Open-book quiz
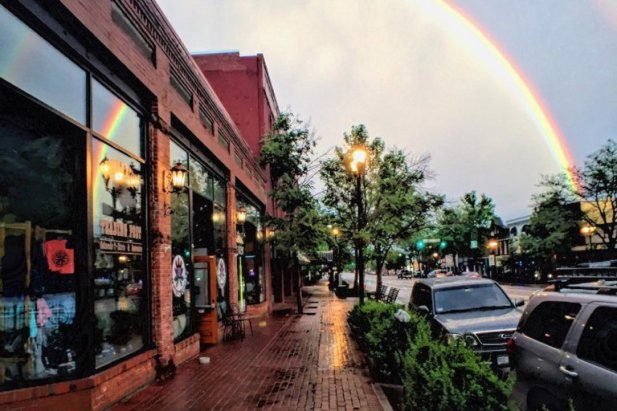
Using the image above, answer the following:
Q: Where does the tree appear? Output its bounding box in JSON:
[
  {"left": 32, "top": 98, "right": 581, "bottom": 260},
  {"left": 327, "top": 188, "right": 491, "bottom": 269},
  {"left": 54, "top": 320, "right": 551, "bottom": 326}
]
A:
[
  {"left": 546, "top": 139, "right": 617, "bottom": 250},
  {"left": 519, "top": 189, "right": 581, "bottom": 274},
  {"left": 437, "top": 191, "right": 497, "bottom": 270},
  {"left": 320, "top": 125, "right": 442, "bottom": 293},
  {"left": 260, "top": 113, "right": 326, "bottom": 313}
]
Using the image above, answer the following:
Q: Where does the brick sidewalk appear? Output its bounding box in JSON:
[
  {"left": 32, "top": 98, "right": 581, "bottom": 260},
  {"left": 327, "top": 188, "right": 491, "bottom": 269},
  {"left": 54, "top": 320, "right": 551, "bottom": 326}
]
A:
[{"left": 113, "top": 283, "right": 382, "bottom": 411}]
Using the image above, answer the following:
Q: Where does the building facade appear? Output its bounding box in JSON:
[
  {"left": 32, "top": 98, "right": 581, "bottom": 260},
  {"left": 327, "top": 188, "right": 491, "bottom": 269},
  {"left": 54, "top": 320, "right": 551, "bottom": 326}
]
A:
[{"left": 0, "top": 1, "right": 277, "bottom": 409}]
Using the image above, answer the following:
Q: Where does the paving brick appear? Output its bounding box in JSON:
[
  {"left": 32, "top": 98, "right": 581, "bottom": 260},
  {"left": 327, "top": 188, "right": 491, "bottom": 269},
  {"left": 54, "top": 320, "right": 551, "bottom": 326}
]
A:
[{"left": 112, "top": 282, "right": 382, "bottom": 410}]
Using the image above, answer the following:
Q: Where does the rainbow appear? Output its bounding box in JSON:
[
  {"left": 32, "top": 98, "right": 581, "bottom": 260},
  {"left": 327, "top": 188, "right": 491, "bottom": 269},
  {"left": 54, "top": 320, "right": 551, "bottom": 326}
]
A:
[
  {"left": 417, "top": 0, "right": 580, "bottom": 191},
  {"left": 100, "top": 99, "right": 132, "bottom": 141}
]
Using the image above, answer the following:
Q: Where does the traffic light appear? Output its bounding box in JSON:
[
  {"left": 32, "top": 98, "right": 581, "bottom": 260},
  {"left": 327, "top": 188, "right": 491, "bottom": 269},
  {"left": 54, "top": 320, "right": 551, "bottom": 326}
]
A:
[
  {"left": 416, "top": 240, "right": 425, "bottom": 250},
  {"left": 439, "top": 240, "right": 447, "bottom": 250}
]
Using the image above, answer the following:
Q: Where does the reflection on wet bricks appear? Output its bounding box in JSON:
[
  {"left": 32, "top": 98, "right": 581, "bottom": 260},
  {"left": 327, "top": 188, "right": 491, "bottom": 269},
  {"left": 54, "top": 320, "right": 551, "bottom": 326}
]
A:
[{"left": 113, "top": 281, "right": 382, "bottom": 410}]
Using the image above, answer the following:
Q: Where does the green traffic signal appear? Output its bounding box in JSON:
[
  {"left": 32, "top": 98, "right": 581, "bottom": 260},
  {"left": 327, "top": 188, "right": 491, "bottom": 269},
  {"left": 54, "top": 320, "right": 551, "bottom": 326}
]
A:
[
  {"left": 416, "top": 240, "right": 425, "bottom": 250},
  {"left": 439, "top": 240, "right": 447, "bottom": 250}
]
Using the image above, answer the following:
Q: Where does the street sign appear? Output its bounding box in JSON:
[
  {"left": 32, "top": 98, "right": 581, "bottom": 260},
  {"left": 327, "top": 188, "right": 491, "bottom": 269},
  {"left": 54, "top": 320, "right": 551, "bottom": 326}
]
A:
[{"left": 470, "top": 240, "right": 478, "bottom": 249}]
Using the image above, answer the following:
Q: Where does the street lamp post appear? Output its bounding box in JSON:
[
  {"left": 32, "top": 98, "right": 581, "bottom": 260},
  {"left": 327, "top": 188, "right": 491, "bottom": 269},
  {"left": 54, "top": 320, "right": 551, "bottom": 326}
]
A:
[
  {"left": 331, "top": 227, "right": 341, "bottom": 272},
  {"left": 580, "top": 225, "right": 596, "bottom": 263},
  {"left": 349, "top": 145, "right": 368, "bottom": 305},
  {"left": 487, "top": 239, "right": 498, "bottom": 279}
]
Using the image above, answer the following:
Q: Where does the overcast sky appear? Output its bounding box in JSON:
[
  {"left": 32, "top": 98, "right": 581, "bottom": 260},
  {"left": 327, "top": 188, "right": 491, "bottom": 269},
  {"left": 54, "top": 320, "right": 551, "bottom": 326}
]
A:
[{"left": 156, "top": 0, "right": 617, "bottom": 220}]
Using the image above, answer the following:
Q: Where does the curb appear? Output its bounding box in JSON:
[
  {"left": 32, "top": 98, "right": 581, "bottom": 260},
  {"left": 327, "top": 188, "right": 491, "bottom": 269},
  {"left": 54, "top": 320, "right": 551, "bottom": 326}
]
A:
[{"left": 372, "top": 383, "right": 394, "bottom": 411}]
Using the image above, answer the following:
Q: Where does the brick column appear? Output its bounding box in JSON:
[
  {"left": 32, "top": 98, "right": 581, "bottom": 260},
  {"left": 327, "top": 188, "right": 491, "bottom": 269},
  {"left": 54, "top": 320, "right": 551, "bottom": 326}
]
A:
[
  {"left": 226, "top": 180, "right": 238, "bottom": 306},
  {"left": 148, "top": 117, "right": 174, "bottom": 364}
]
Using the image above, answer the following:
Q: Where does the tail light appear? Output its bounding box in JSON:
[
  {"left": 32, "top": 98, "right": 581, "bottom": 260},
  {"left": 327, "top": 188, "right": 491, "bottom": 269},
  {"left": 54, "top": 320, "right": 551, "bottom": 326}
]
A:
[{"left": 506, "top": 338, "right": 515, "bottom": 356}]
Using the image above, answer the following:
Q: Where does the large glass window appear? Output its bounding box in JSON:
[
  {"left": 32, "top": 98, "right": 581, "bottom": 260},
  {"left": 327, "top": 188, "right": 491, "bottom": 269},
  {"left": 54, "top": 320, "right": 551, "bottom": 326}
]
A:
[
  {"left": 522, "top": 302, "right": 580, "bottom": 349},
  {"left": 170, "top": 143, "right": 191, "bottom": 341},
  {"left": 92, "top": 140, "right": 145, "bottom": 368},
  {"left": 92, "top": 80, "right": 141, "bottom": 157},
  {"left": 0, "top": 5, "right": 86, "bottom": 124},
  {"left": 236, "top": 198, "right": 264, "bottom": 308},
  {"left": 0, "top": 85, "right": 81, "bottom": 389},
  {"left": 577, "top": 306, "right": 617, "bottom": 373},
  {"left": 170, "top": 140, "right": 229, "bottom": 337}
]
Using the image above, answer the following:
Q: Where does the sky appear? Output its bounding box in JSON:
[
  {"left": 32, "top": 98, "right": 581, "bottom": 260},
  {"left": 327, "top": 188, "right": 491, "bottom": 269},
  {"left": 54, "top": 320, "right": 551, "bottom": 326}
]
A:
[{"left": 156, "top": 0, "right": 617, "bottom": 220}]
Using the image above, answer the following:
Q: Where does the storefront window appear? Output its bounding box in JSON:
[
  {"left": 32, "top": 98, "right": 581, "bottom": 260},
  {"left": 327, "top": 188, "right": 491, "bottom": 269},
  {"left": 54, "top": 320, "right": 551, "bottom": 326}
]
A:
[
  {"left": 170, "top": 142, "right": 191, "bottom": 341},
  {"left": 92, "top": 80, "right": 141, "bottom": 157},
  {"left": 92, "top": 140, "right": 145, "bottom": 368},
  {"left": 0, "top": 86, "right": 81, "bottom": 389},
  {"left": 236, "top": 197, "right": 264, "bottom": 307},
  {"left": 0, "top": 5, "right": 86, "bottom": 124}
]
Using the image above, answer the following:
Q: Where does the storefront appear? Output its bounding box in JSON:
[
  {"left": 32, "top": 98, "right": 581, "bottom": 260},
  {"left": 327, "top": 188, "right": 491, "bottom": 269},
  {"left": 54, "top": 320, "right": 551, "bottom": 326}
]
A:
[
  {"left": 235, "top": 189, "right": 265, "bottom": 312},
  {"left": 169, "top": 131, "right": 229, "bottom": 342},
  {"left": 0, "top": 3, "right": 148, "bottom": 390},
  {"left": 0, "top": 1, "right": 276, "bottom": 408}
]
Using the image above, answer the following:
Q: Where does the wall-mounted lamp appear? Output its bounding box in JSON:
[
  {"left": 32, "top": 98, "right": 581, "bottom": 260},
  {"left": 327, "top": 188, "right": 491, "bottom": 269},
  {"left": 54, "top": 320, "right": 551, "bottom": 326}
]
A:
[
  {"left": 212, "top": 210, "right": 225, "bottom": 224},
  {"left": 236, "top": 207, "right": 247, "bottom": 224},
  {"left": 163, "top": 162, "right": 188, "bottom": 194}
]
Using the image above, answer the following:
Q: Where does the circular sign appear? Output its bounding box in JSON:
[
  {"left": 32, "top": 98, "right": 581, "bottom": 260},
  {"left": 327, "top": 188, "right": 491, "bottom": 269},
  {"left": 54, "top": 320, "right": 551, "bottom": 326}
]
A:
[
  {"left": 217, "top": 258, "right": 227, "bottom": 291},
  {"left": 172, "top": 255, "right": 187, "bottom": 298}
]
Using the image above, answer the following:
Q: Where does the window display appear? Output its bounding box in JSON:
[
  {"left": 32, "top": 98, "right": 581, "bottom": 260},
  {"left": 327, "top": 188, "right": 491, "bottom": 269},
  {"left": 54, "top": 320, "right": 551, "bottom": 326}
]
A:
[
  {"left": 236, "top": 198, "right": 264, "bottom": 306},
  {"left": 0, "top": 87, "right": 80, "bottom": 389},
  {"left": 92, "top": 140, "right": 145, "bottom": 368},
  {"left": 170, "top": 139, "right": 228, "bottom": 332},
  {"left": 170, "top": 143, "right": 191, "bottom": 341}
]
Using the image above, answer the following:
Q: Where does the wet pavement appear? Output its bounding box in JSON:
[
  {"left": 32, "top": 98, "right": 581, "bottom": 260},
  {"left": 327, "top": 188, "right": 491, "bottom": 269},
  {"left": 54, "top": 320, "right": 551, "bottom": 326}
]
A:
[{"left": 113, "top": 282, "right": 382, "bottom": 410}]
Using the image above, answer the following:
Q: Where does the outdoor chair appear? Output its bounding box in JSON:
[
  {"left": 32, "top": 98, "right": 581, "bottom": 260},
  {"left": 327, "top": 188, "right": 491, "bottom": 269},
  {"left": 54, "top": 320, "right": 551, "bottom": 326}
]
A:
[
  {"left": 368, "top": 285, "right": 388, "bottom": 301},
  {"left": 220, "top": 302, "right": 253, "bottom": 341},
  {"left": 384, "top": 287, "right": 399, "bottom": 304}
]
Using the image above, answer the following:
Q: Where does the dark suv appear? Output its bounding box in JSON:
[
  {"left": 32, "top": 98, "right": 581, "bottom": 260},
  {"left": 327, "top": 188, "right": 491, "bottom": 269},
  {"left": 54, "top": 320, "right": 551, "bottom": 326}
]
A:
[
  {"left": 408, "top": 277, "right": 524, "bottom": 371},
  {"left": 510, "top": 280, "right": 617, "bottom": 410}
]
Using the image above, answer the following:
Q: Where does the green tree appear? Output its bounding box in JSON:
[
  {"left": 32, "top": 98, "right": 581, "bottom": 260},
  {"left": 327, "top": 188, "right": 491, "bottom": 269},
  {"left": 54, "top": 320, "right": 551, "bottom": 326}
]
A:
[
  {"left": 437, "top": 191, "right": 497, "bottom": 269},
  {"left": 320, "top": 125, "right": 442, "bottom": 293},
  {"left": 260, "top": 113, "right": 326, "bottom": 313},
  {"left": 546, "top": 139, "right": 617, "bottom": 249},
  {"left": 519, "top": 189, "right": 580, "bottom": 274}
]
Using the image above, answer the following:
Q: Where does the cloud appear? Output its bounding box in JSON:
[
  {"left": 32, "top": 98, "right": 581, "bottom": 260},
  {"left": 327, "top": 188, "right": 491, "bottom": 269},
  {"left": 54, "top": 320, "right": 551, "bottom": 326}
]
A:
[{"left": 155, "top": 0, "right": 606, "bottom": 219}]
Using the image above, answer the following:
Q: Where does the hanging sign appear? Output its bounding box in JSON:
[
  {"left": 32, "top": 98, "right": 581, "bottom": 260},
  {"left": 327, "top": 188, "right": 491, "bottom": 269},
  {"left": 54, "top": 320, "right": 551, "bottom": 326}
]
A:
[
  {"left": 217, "top": 258, "right": 227, "bottom": 291},
  {"left": 172, "top": 255, "right": 187, "bottom": 298}
]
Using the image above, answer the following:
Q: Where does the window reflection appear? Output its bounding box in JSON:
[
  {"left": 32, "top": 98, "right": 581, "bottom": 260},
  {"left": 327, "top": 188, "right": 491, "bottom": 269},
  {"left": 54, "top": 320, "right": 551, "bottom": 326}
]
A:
[
  {"left": 92, "top": 80, "right": 141, "bottom": 157},
  {"left": 0, "top": 5, "right": 86, "bottom": 123},
  {"left": 92, "top": 140, "right": 145, "bottom": 368},
  {"left": 0, "top": 88, "right": 80, "bottom": 388}
]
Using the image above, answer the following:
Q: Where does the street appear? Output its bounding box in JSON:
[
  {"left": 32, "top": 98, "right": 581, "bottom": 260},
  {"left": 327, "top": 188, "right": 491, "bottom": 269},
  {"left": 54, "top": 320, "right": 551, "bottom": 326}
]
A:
[{"left": 340, "top": 272, "right": 543, "bottom": 305}]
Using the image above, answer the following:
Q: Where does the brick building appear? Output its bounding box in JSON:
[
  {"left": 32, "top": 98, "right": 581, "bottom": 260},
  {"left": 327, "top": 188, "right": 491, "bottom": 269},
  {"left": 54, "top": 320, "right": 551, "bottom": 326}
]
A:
[
  {"left": 0, "top": 0, "right": 281, "bottom": 409},
  {"left": 193, "top": 52, "right": 295, "bottom": 303}
]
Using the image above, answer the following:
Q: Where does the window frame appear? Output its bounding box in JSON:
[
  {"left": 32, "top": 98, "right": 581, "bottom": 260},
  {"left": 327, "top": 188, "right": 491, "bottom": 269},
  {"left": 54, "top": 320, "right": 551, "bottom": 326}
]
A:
[{"left": 522, "top": 301, "right": 581, "bottom": 349}]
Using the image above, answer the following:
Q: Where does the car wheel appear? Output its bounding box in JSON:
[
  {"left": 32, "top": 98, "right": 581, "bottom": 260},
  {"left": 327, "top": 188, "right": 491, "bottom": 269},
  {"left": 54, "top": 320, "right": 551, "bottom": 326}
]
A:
[{"left": 527, "top": 387, "right": 566, "bottom": 411}]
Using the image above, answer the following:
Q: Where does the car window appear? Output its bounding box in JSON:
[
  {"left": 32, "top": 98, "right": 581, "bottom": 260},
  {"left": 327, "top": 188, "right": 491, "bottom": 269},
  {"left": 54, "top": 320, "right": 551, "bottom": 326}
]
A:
[
  {"left": 577, "top": 306, "right": 617, "bottom": 373},
  {"left": 433, "top": 283, "right": 512, "bottom": 313},
  {"left": 412, "top": 284, "right": 432, "bottom": 311},
  {"left": 522, "top": 302, "right": 580, "bottom": 349}
]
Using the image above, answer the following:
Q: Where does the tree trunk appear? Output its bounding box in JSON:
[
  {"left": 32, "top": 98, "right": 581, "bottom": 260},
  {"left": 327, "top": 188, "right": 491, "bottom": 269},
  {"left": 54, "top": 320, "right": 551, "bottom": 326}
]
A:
[{"left": 376, "top": 258, "right": 384, "bottom": 292}]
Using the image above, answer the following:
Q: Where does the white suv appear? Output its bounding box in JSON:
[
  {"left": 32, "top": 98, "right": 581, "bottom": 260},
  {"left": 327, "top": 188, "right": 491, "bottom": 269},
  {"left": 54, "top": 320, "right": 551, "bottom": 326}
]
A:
[{"left": 510, "top": 280, "right": 617, "bottom": 410}]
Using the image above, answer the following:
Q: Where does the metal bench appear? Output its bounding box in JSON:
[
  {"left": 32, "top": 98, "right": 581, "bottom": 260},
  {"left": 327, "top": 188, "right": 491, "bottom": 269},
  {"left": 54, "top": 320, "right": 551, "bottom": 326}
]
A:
[
  {"left": 384, "top": 287, "right": 400, "bottom": 304},
  {"left": 368, "top": 285, "right": 388, "bottom": 301}
]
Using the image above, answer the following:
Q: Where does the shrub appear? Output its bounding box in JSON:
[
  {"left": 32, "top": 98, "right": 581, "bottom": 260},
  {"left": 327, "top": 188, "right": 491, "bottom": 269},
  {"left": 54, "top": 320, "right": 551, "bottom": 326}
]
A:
[
  {"left": 400, "top": 323, "right": 513, "bottom": 411},
  {"left": 348, "top": 302, "right": 423, "bottom": 383}
]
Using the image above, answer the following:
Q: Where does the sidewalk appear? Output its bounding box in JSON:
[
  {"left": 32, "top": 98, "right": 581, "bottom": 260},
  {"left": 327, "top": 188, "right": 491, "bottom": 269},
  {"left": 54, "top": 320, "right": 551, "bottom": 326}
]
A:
[{"left": 113, "top": 282, "right": 382, "bottom": 410}]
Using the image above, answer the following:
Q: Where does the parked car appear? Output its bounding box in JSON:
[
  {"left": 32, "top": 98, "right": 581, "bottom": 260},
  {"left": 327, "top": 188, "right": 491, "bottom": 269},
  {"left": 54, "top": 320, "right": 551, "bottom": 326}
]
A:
[
  {"left": 407, "top": 277, "right": 524, "bottom": 373},
  {"left": 397, "top": 269, "right": 414, "bottom": 279},
  {"left": 510, "top": 280, "right": 617, "bottom": 410},
  {"left": 426, "top": 269, "right": 453, "bottom": 278}
]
